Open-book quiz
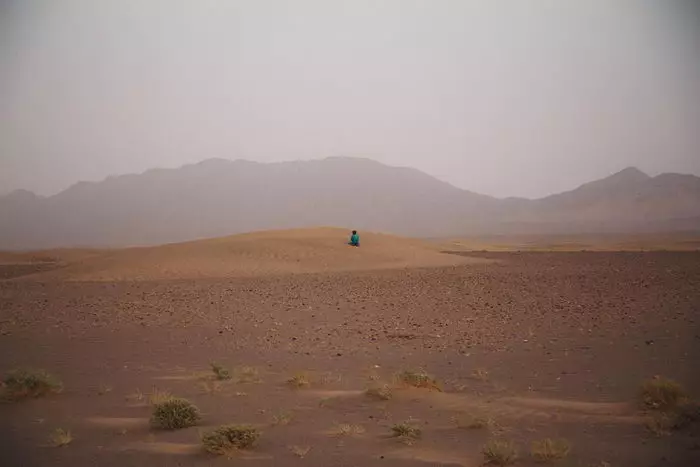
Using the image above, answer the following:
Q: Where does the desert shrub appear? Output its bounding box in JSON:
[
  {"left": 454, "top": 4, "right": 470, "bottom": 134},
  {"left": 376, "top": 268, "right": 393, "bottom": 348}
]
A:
[
  {"left": 395, "top": 370, "right": 442, "bottom": 391},
  {"left": 391, "top": 422, "right": 421, "bottom": 442},
  {"left": 639, "top": 377, "right": 687, "bottom": 411},
  {"left": 332, "top": 423, "right": 365, "bottom": 436},
  {"left": 365, "top": 384, "right": 392, "bottom": 400},
  {"left": 151, "top": 397, "right": 200, "bottom": 429},
  {"left": 2, "top": 369, "right": 62, "bottom": 401},
  {"left": 531, "top": 438, "right": 571, "bottom": 462},
  {"left": 645, "top": 400, "right": 700, "bottom": 435},
  {"left": 202, "top": 425, "right": 260, "bottom": 454},
  {"left": 455, "top": 413, "right": 492, "bottom": 430},
  {"left": 483, "top": 440, "right": 519, "bottom": 466},
  {"left": 49, "top": 428, "right": 73, "bottom": 447},
  {"left": 210, "top": 363, "right": 231, "bottom": 381},
  {"left": 286, "top": 372, "right": 310, "bottom": 388}
]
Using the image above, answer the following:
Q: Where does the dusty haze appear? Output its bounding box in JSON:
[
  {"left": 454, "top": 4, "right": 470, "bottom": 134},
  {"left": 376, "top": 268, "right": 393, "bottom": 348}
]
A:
[{"left": 1, "top": 0, "right": 699, "bottom": 198}]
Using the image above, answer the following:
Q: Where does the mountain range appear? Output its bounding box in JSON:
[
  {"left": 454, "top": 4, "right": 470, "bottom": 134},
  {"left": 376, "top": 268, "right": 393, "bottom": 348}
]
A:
[{"left": 1, "top": 157, "right": 699, "bottom": 250}]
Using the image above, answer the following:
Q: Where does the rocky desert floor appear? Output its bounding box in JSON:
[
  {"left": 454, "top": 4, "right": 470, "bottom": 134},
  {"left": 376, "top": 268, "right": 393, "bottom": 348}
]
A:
[{"left": 1, "top": 245, "right": 699, "bottom": 466}]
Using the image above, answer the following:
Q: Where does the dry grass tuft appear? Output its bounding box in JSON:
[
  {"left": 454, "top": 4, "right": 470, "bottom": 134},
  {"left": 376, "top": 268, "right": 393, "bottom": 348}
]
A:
[
  {"left": 395, "top": 370, "right": 442, "bottom": 391},
  {"left": 210, "top": 362, "right": 232, "bottom": 381},
  {"left": 454, "top": 413, "right": 494, "bottom": 430},
  {"left": 272, "top": 411, "right": 294, "bottom": 426},
  {"left": 644, "top": 400, "right": 700, "bottom": 435},
  {"left": 150, "top": 397, "right": 201, "bottom": 430},
  {"left": 49, "top": 428, "right": 73, "bottom": 447},
  {"left": 531, "top": 438, "right": 571, "bottom": 462},
  {"left": 148, "top": 388, "right": 173, "bottom": 405},
  {"left": 391, "top": 422, "right": 421, "bottom": 444},
  {"left": 639, "top": 377, "right": 687, "bottom": 411},
  {"left": 97, "top": 383, "right": 112, "bottom": 396},
  {"left": 366, "top": 384, "right": 393, "bottom": 401},
  {"left": 472, "top": 369, "right": 490, "bottom": 381},
  {"left": 483, "top": 440, "right": 519, "bottom": 466},
  {"left": 202, "top": 425, "right": 259, "bottom": 455},
  {"left": 1, "top": 369, "right": 62, "bottom": 401},
  {"left": 287, "top": 372, "right": 311, "bottom": 389},
  {"left": 331, "top": 423, "right": 366, "bottom": 437},
  {"left": 289, "top": 445, "right": 311, "bottom": 458}
]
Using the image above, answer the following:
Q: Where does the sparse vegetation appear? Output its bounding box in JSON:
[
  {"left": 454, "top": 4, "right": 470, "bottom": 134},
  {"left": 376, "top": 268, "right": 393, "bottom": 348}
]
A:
[
  {"left": 391, "top": 422, "right": 421, "bottom": 444},
  {"left": 148, "top": 387, "right": 173, "bottom": 405},
  {"left": 644, "top": 400, "right": 700, "bottom": 435},
  {"left": 637, "top": 377, "right": 700, "bottom": 435},
  {"left": 531, "top": 438, "right": 571, "bottom": 462},
  {"left": 395, "top": 370, "right": 442, "bottom": 391},
  {"left": 210, "top": 362, "right": 232, "bottom": 381},
  {"left": 234, "top": 366, "right": 260, "bottom": 383},
  {"left": 289, "top": 445, "right": 311, "bottom": 458},
  {"left": 97, "top": 383, "right": 112, "bottom": 396},
  {"left": 201, "top": 425, "right": 260, "bottom": 455},
  {"left": 454, "top": 413, "right": 493, "bottom": 430},
  {"left": 1, "top": 369, "right": 62, "bottom": 401},
  {"left": 151, "top": 397, "right": 201, "bottom": 430},
  {"left": 287, "top": 372, "right": 311, "bottom": 388},
  {"left": 49, "top": 428, "right": 73, "bottom": 447},
  {"left": 331, "top": 423, "right": 365, "bottom": 437},
  {"left": 366, "top": 383, "right": 393, "bottom": 400},
  {"left": 472, "top": 368, "right": 490, "bottom": 381},
  {"left": 272, "top": 411, "right": 294, "bottom": 426},
  {"left": 639, "top": 377, "right": 687, "bottom": 411},
  {"left": 483, "top": 440, "right": 519, "bottom": 466}
]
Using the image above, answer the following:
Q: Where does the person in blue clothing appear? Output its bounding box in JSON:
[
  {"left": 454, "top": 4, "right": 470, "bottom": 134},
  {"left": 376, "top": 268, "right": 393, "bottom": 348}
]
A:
[{"left": 349, "top": 230, "right": 360, "bottom": 247}]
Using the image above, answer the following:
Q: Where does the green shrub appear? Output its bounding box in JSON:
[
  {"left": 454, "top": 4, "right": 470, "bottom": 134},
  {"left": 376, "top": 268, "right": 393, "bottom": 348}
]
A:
[
  {"left": 210, "top": 363, "right": 231, "bottom": 381},
  {"left": 391, "top": 422, "right": 421, "bottom": 441},
  {"left": 202, "top": 425, "right": 260, "bottom": 454},
  {"left": 395, "top": 370, "right": 442, "bottom": 391},
  {"left": 2, "top": 369, "right": 62, "bottom": 401},
  {"left": 639, "top": 377, "right": 687, "bottom": 411},
  {"left": 150, "top": 397, "right": 200, "bottom": 430},
  {"left": 531, "top": 438, "right": 571, "bottom": 462},
  {"left": 483, "top": 440, "right": 518, "bottom": 466}
]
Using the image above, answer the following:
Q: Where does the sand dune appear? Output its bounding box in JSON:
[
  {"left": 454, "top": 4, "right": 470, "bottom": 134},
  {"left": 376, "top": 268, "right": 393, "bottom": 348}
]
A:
[{"left": 17, "top": 227, "right": 487, "bottom": 281}]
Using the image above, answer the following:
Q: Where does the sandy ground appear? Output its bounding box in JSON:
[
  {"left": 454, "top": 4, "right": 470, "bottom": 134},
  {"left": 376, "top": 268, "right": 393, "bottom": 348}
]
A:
[
  {"left": 1, "top": 236, "right": 699, "bottom": 466},
  {"left": 437, "top": 233, "right": 700, "bottom": 252},
  {"left": 9, "top": 228, "right": 488, "bottom": 282}
]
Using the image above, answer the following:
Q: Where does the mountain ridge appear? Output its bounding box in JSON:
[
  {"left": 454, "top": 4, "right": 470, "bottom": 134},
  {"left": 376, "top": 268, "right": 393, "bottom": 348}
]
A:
[
  {"left": 0, "top": 161, "right": 663, "bottom": 203},
  {"left": 1, "top": 158, "right": 699, "bottom": 249}
]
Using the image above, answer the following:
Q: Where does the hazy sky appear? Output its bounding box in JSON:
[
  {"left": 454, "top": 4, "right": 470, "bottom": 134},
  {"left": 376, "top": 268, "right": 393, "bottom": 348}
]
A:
[{"left": 1, "top": 0, "right": 699, "bottom": 199}]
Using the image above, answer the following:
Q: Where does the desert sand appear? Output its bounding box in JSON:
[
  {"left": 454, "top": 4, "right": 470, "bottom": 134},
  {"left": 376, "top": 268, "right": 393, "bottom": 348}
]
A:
[
  {"left": 1, "top": 229, "right": 699, "bottom": 467},
  {"left": 13, "top": 228, "right": 489, "bottom": 282}
]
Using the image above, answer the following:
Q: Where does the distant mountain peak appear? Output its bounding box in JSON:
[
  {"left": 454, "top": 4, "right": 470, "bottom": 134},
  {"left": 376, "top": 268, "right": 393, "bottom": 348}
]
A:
[{"left": 608, "top": 167, "right": 650, "bottom": 182}]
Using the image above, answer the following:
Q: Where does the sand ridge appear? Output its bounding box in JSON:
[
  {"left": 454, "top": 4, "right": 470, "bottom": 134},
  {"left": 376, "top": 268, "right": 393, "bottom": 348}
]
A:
[{"left": 15, "top": 227, "right": 489, "bottom": 281}]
